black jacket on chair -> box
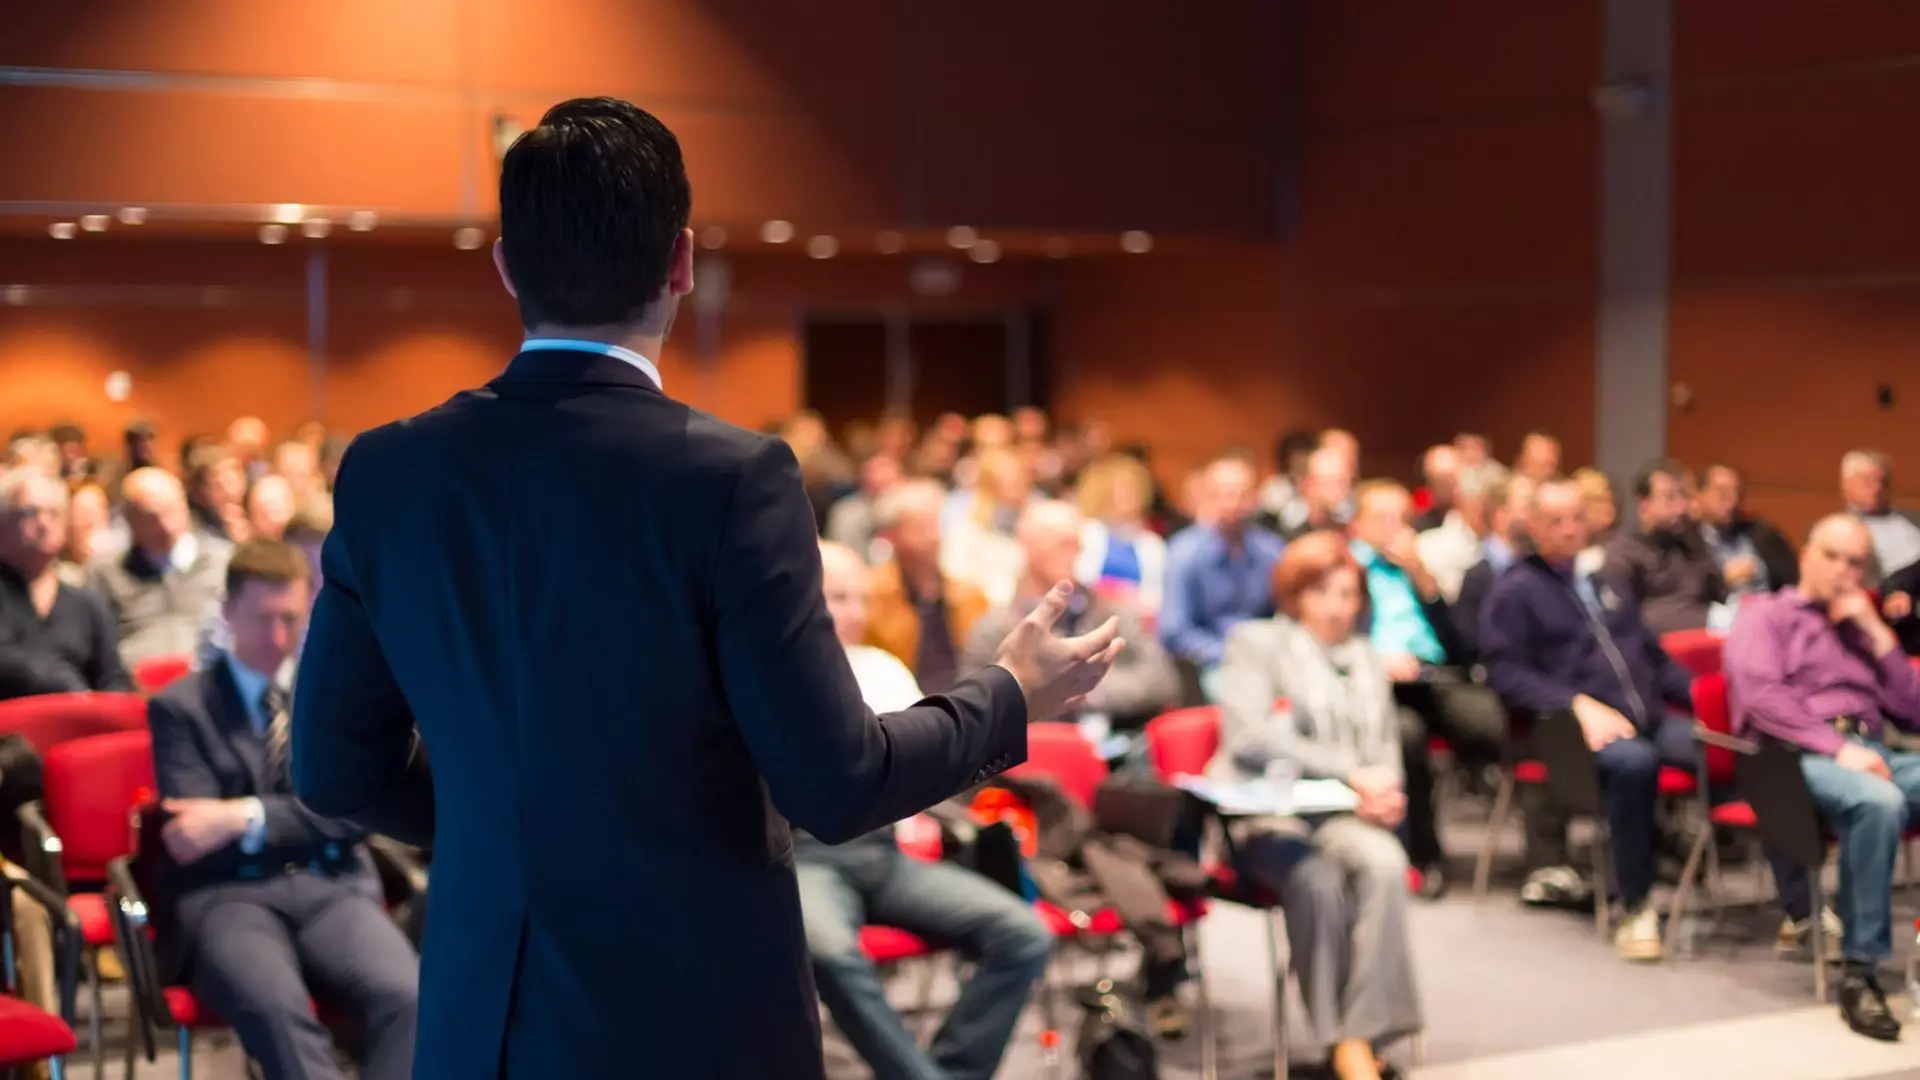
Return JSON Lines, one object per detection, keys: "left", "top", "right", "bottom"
{"left": 290, "top": 347, "right": 1030, "bottom": 1080}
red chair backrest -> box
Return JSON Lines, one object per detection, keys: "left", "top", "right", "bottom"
{"left": 1144, "top": 706, "right": 1223, "bottom": 781}
{"left": 0, "top": 693, "right": 147, "bottom": 755}
{"left": 1661, "top": 629, "right": 1725, "bottom": 678}
{"left": 1009, "top": 722, "right": 1109, "bottom": 808}
{"left": 42, "top": 729, "right": 154, "bottom": 883}
{"left": 1691, "top": 672, "right": 1735, "bottom": 786}
{"left": 131, "top": 653, "right": 193, "bottom": 694}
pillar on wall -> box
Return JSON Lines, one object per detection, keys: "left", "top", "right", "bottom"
{"left": 1595, "top": 0, "right": 1672, "bottom": 490}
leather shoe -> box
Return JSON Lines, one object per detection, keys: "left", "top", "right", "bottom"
{"left": 1839, "top": 972, "right": 1902, "bottom": 1042}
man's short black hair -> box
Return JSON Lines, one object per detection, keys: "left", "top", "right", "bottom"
{"left": 498, "top": 97, "right": 692, "bottom": 330}
{"left": 1274, "top": 429, "right": 1317, "bottom": 470}
{"left": 1632, "top": 457, "right": 1692, "bottom": 500}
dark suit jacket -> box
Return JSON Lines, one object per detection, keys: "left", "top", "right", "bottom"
{"left": 1452, "top": 559, "right": 1500, "bottom": 660}
{"left": 290, "top": 348, "right": 1029, "bottom": 1080}
{"left": 148, "top": 657, "right": 367, "bottom": 979}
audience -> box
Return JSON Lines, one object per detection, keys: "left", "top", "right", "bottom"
{"left": 1572, "top": 467, "right": 1618, "bottom": 545}
{"left": 1417, "top": 462, "right": 1504, "bottom": 602}
{"left": 1514, "top": 430, "right": 1562, "bottom": 483}
{"left": 940, "top": 446, "right": 1031, "bottom": 606}
{"left": 0, "top": 470, "right": 129, "bottom": 701}
{"left": 824, "top": 452, "right": 902, "bottom": 562}
{"left": 1603, "top": 459, "right": 1725, "bottom": 635}
{"left": 1839, "top": 449, "right": 1920, "bottom": 585}
{"left": 59, "top": 483, "right": 112, "bottom": 587}
{"left": 148, "top": 539, "right": 418, "bottom": 1079}
{"left": 1450, "top": 473, "right": 1533, "bottom": 660}
{"left": 1257, "top": 428, "right": 1320, "bottom": 532}
{"left": 245, "top": 474, "right": 297, "bottom": 543}
{"left": 1073, "top": 453, "right": 1167, "bottom": 615}
{"left": 1278, "top": 447, "right": 1356, "bottom": 542}
{"left": 88, "top": 467, "right": 231, "bottom": 667}
{"left": 1725, "top": 513, "right": 1920, "bottom": 1042}
{"left": 226, "top": 416, "right": 271, "bottom": 483}
{"left": 1481, "top": 476, "right": 1699, "bottom": 960}
{"left": 1210, "top": 531, "right": 1424, "bottom": 1080}
{"left": 1159, "top": 455, "right": 1285, "bottom": 698}
{"left": 864, "top": 479, "right": 988, "bottom": 693}
{"left": 1413, "top": 443, "right": 1459, "bottom": 532}
{"left": 803, "top": 541, "right": 1051, "bottom": 1080}
{"left": 1695, "top": 461, "right": 1797, "bottom": 598}
{"left": 964, "top": 501, "right": 1178, "bottom": 727}
{"left": 184, "top": 443, "right": 249, "bottom": 544}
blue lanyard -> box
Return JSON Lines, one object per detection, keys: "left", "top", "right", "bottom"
{"left": 520, "top": 338, "right": 662, "bottom": 391}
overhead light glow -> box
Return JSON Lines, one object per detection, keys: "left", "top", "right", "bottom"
{"left": 80, "top": 215, "right": 109, "bottom": 233}
{"left": 453, "top": 227, "right": 486, "bottom": 250}
{"left": 302, "top": 218, "right": 332, "bottom": 239}
{"left": 761, "top": 220, "right": 796, "bottom": 244}
{"left": 1120, "top": 230, "right": 1154, "bottom": 254}
{"left": 969, "top": 239, "right": 1002, "bottom": 264}
{"left": 1044, "top": 237, "right": 1072, "bottom": 259}
{"left": 349, "top": 210, "right": 378, "bottom": 232}
{"left": 48, "top": 222, "right": 76, "bottom": 240}
{"left": 875, "top": 230, "right": 905, "bottom": 255}
{"left": 946, "top": 225, "right": 979, "bottom": 249}
{"left": 258, "top": 224, "right": 289, "bottom": 245}
{"left": 699, "top": 226, "right": 729, "bottom": 250}
{"left": 269, "top": 203, "right": 305, "bottom": 225}
{"left": 118, "top": 207, "right": 147, "bottom": 225}
{"left": 806, "top": 235, "right": 840, "bottom": 260}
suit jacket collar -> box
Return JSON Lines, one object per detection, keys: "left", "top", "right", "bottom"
{"left": 494, "top": 349, "right": 665, "bottom": 395}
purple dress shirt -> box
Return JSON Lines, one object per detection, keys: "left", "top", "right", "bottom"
{"left": 1724, "top": 586, "right": 1920, "bottom": 755}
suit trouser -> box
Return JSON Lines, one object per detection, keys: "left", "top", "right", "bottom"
{"left": 1395, "top": 680, "right": 1507, "bottom": 869}
{"left": 185, "top": 870, "right": 419, "bottom": 1080}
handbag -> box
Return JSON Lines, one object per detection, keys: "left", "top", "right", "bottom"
{"left": 1075, "top": 979, "right": 1160, "bottom": 1080}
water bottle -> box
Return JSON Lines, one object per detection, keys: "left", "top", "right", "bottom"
{"left": 1263, "top": 757, "right": 1299, "bottom": 815}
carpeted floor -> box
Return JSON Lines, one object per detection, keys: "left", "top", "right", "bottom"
{"left": 106, "top": 815, "right": 1920, "bottom": 1078}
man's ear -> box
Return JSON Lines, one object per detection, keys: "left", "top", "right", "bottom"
{"left": 667, "top": 228, "right": 695, "bottom": 297}
{"left": 492, "top": 238, "right": 517, "bottom": 299}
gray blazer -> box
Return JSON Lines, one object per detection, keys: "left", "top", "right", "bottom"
{"left": 88, "top": 539, "right": 231, "bottom": 667}
{"left": 1206, "top": 616, "right": 1403, "bottom": 789}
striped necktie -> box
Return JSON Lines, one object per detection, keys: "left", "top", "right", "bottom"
{"left": 262, "top": 685, "right": 292, "bottom": 792}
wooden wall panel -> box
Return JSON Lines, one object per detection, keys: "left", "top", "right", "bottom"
{"left": 0, "top": 0, "right": 462, "bottom": 84}
{"left": 1300, "top": 0, "right": 1599, "bottom": 130}
{"left": 0, "top": 87, "right": 469, "bottom": 210}
{"left": 1676, "top": 0, "right": 1920, "bottom": 80}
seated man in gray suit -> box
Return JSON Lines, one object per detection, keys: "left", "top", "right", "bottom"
{"left": 149, "top": 539, "right": 417, "bottom": 1080}
{"left": 89, "top": 467, "right": 229, "bottom": 666}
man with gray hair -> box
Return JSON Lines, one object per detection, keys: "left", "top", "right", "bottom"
{"left": 1839, "top": 449, "right": 1920, "bottom": 585}
{"left": 88, "top": 467, "right": 231, "bottom": 666}
{"left": 0, "top": 468, "right": 129, "bottom": 700}
{"left": 1418, "top": 462, "right": 1508, "bottom": 602}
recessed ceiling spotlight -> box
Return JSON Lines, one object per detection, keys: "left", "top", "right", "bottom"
{"left": 1120, "top": 230, "right": 1154, "bottom": 254}
{"left": 969, "top": 239, "right": 1002, "bottom": 264}
{"left": 453, "top": 226, "right": 486, "bottom": 250}
{"left": 118, "top": 207, "right": 147, "bottom": 225}
{"left": 258, "top": 224, "right": 289, "bottom": 245}
{"left": 875, "top": 230, "right": 906, "bottom": 255}
{"left": 699, "top": 226, "right": 729, "bottom": 249}
{"left": 1043, "top": 237, "right": 1072, "bottom": 259}
{"left": 761, "top": 220, "right": 796, "bottom": 244}
{"left": 806, "top": 235, "right": 840, "bottom": 260}
{"left": 269, "top": 203, "right": 305, "bottom": 225}
{"left": 946, "top": 225, "right": 979, "bottom": 249}
{"left": 349, "top": 210, "right": 378, "bottom": 232}
{"left": 79, "top": 215, "right": 109, "bottom": 233}
{"left": 48, "top": 222, "right": 76, "bottom": 240}
{"left": 3, "top": 286, "right": 29, "bottom": 306}
{"left": 302, "top": 218, "right": 332, "bottom": 239}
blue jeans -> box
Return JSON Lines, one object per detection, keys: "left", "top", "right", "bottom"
{"left": 794, "top": 834, "right": 1053, "bottom": 1080}
{"left": 1800, "top": 739, "right": 1920, "bottom": 965}
{"left": 1595, "top": 714, "right": 1699, "bottom": 910}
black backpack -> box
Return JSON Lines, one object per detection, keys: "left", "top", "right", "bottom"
{"left": 1075, "top": 980, "right": 1159, "bottom": 1080}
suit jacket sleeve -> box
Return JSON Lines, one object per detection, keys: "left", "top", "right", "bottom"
{"left": 713, "top": 439, "right": 1027, "bottom": 844}
{"left": 148, "top": 695, "right": 360, "bottom": 845}
{"left": 289, "top": 444, "right": 436, "bottom": 848}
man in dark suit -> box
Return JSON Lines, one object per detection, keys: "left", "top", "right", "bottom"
{"left": 150, "top": 539, "right": 417, "bottom": 1080}
{"left": 290, "top": 97, "right": 1121, "bottom": 1080}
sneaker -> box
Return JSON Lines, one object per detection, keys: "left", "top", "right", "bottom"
{"left": 1776, "top": 908, "right": 1844, "bottom": 960}
{"left": 1520, "top": 865, "right": 1592, "bottom": 908}
{"left": 1613, "top": 905, "right": 1663, "bottom": 962}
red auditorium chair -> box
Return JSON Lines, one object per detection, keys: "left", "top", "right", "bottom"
{"left": 17, "top": 730, "right": 155, "bottom": 1078}
{"left": 0, "top": 693, "right": 147, "bottom": 754}
{"left": 129, "top": 654, "right": 193, "bottom": 695}
{"left": 0, "top": 873, "right": 84, "bottom": 1080}
{"left": 1013, "top": 722, "right": 1209, "bottom": 1077}
{"left": 1661, "top": 629, "right": 1726, "bottom": 678}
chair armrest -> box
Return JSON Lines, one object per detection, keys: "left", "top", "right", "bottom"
{"left": 105, "top": 857, "right": 165, "bottom": 1062}
{"left": 1, "top": 874, "right": 83, "bottom": 1025}
{"left": 15, "top": 803, "right": 67, "bottom": 894}
{"left": 1692, "top": 723, "right": 1757, "bottom": 755}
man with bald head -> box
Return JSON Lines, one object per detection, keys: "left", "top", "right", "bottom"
{"left": 1160, "top": 455, "right": 1286, "bottom": 695}
{"left": 964, "top": 501, "right": 1177, "bottom": 726}
{"left": 799, "top": 540, "right": 1052, "bottom": 1080}
{"left": 0, "top": 470, "right": 129, "bottom": 700}
{"left": 88, "top": 466, "right": 231, "bottom": 665}
{"left": 1726, "top": 513, "right": 1920, "bottom": 1041}
{"left": 227, "top": 416, "right": 271, "bottom": 482}
{"left": 247, "top": 475, "right": 297, "bottom": 542}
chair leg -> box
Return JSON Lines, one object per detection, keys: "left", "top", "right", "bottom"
{"left": 1663, "top": 824, "right": 1711, "bottom": 958}
{"left": 1591, "top": 824, "right": 1612, "bottom": 938}
{"left": 87, "top": 948, "right": 103, "bottom": 1080}
{"left": 1038, "top": 944, "right": 1062, "bottom": 1080}
{"left": 49, "top": 1055, "right": 65, "bottom": 1080}
{"left": 176, "top": 1027, "right": 191, "bottom": 1080}
{"left": 1187, "top": 920, "right": 1217, "bottom": 1080}
{"left": 1474, "top": 773, "right": 1515, "bottom": 901}
{"left": 1265, "top": 910, "right": 1287, "bottom": 1080}
{"left": 1809, "top": 876, "right": 1828, "bottom": 1004}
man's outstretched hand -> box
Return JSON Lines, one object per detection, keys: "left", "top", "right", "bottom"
{"left": 993, "top": 581, "right": 1126, "bottom": 721}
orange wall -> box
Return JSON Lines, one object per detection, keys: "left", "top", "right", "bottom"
{"left": 1669, "top": 0, "right": 1920, "bottom": 536}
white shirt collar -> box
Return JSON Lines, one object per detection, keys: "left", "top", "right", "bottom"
{"left": 520, "top": 338, "right": 662, "bottom": 392}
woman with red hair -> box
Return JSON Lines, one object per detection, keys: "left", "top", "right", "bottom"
{"left": 1207, "top": 530, "right": 1424, "bottom": 1080}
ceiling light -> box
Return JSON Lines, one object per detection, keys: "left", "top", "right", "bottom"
{"left": 875, "top": 230, "right": 905, "bottom": 255}
{"left": 302, "top": 218, "right": 332, "bottom": 239}
{"left": 1120, "top": 230, "right": 1154, "bottom": 254}
{"left": 118, "top": 207, "right": 147, "bottom": 225}
{"left": 48, "top": 222, "right": 76, "bottom": 240}
{"left": 269, "top": 203, "right": 305, "bottom": 225}
{"left": 79, "top": 215, "right": 109, "bottom": 233}
{"left": 699, "top": 226, "right": 728, "bottom": 250}
{"left": 946, "top": 225, "right": 979, "bottom": 249}
{"left": 761, "top": 220, "right": 796, "bottom": 244}
{"left": 453, "top": 227, "right": 486, "bottom": 250}
{"left": 1044, "top": 237, "right": 1072, "bottom": 259}
{"left": 3, "top": 286, "right": 29, "bottom": 306}
{"left": 349, "top": 210, "right": 378, "bottom": 232}
{"left": 806, "top": 235, "right": 840, "bottom": 260}
{"left": 969, "top": 239, "right": 1002, "bottom": 264}
{"left": 258, "top": 224, "right": 289, "bottom": 245}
